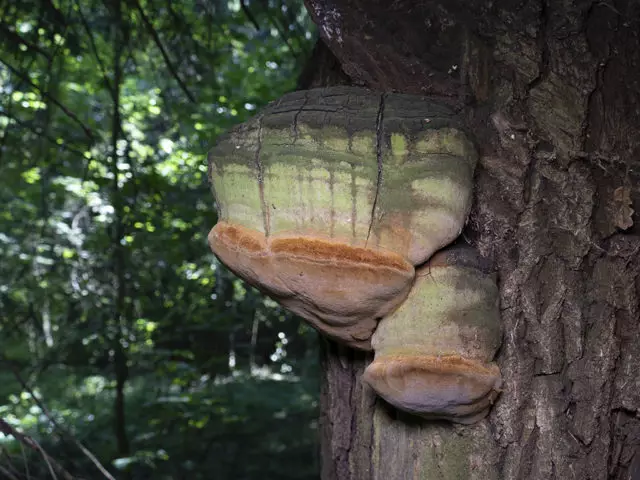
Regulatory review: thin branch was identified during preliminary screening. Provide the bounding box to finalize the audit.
[0,49,40,165]
[73,0,116,101]
[6,361,116,480]
[241,0,261,31]
[279,0,306,40]
[0,463,21,480]
[258,0,299,57]
[0,418,76,480]
[0,23,52,60]
[0,109,93,160]
[133,0,196,103]
[41,0,70,30]
[0,57,94,140]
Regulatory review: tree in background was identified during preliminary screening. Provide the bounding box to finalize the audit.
[0,1,318,478]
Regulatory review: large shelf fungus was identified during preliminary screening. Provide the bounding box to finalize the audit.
[207,86,502,422]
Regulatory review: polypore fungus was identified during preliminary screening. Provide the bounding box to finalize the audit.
[362,245,502,424]
[207,86,502,423]
[207,87,478,349]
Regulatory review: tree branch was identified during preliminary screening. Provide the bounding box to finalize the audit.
[0,57,94,140]
[0,463,20,480]
[73,0,117,102]
[0,23,52,60]
[0,109,93,160]
[241,0,261,31]
[4,359,116,480]
[258,0,299,57]
[133,0,196,103]
[0,417,76,480]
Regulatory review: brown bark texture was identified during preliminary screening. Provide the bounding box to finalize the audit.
[303,1,640,479]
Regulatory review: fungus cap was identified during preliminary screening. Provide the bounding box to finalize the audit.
[209,222,414,349]
[208,87,477,349]
[362,245,503,423]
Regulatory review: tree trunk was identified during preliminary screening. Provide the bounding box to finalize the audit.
[304,1,640,479]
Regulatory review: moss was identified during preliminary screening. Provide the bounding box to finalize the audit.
[414,128,475,158]
[422,432,472,480]
[372,265,500,360]
[390,133,408,160]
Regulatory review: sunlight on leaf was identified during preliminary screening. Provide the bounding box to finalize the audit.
[21,167,41,184]
[159,138,174,154]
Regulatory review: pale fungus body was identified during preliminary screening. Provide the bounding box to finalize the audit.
[207,86,502,422]
[362,246,502,424]
[210,222,414,348]
[208,87,477,349]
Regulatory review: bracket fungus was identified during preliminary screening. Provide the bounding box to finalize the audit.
[207,86,502,422]
[362,245,502,424]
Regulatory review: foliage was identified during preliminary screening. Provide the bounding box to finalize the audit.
[0,0,318,478]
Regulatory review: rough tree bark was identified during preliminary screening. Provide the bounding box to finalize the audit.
[301,1,640,479]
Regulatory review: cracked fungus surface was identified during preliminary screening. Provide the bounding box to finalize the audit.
[207,86,478,349]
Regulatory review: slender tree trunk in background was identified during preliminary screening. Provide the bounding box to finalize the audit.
[110,0,131,473]
[302,1,640,479]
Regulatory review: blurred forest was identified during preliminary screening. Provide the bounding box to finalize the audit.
[0,0,319,478]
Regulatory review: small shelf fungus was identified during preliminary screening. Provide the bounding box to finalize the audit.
[207,86,502,422]
[362,245,502,424]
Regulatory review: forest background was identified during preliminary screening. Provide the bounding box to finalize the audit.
[0,0,319,478]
